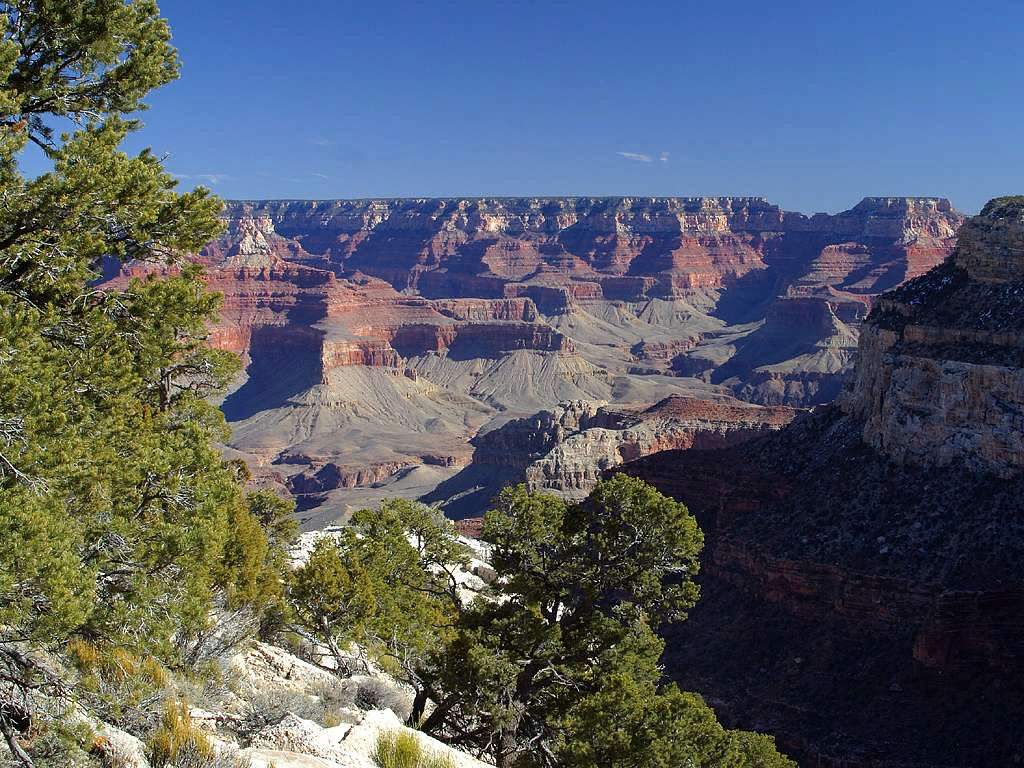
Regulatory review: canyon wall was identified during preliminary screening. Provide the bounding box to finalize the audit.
[842,197,1024,477]
[618,197,1024,767]
[212,196,960,304]
[109,196,962,521]
[197,196,961,412]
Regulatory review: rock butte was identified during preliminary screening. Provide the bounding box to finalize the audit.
[111,195,962,520]
[619,197,1024,767]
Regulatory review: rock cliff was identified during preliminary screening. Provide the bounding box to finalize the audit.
[440,396,796,506]
[617,197,1024,767]
[842,196,1024,477]
[109,196,961,519]
[214,196,958,301]
[520,396,796,499]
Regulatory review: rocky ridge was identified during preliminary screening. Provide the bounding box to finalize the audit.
[482,395,796,499]
[618,197,1024,766]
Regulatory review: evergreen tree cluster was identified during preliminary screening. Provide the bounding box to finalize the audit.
[0,1,294,761]
[0,2,794,767]
[290,478,793,768]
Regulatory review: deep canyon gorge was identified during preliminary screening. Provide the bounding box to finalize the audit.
[111,195,962,524]
[103,194,1024,766]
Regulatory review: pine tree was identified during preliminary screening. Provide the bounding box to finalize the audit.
[417,476,794,768]
[0,2,290,762]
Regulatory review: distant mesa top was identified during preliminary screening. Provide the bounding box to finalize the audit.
[202,195,962,303]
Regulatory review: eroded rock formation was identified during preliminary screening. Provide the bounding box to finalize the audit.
[452,396,794,501]
[618,197,1024,767]
[520,396,796,498]
[109,196,961,520]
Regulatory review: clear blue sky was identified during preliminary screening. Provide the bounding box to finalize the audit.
[115,0,1022,213]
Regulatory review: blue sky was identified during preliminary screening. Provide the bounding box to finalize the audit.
[109,0,1023,213]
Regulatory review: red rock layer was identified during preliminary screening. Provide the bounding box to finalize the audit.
[207,197,963,304]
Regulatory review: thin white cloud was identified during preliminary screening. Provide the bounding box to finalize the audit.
[197,173,232,185]
[617,151,653,163]
[171,173,191,179]
[659,151,670,164]
[309,137,332,147]
[312,172,329,180]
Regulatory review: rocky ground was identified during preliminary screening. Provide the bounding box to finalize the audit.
[82,640,490,768]
[3,532,495,768]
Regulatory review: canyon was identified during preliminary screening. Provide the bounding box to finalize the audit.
[619,197,1024,766]
[114,196,962,523]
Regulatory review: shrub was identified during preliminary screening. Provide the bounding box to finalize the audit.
[146,698,252,768]
[353,677,413,722]
[21,717,96,768]
[242,688,330,732]
[372,730,454,768]
[67,639,170,731]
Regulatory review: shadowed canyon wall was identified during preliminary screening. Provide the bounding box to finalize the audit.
[619,197,1024,767]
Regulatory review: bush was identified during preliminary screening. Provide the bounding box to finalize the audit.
[242,686,350,733]
[147,699,213,768]
[146,699,252,768]
[20,717,96,768]
[372,730,454,768]
[353,677,414,722]
[68,639,170,732]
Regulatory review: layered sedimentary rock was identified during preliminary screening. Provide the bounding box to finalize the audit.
[214,196,959,303]
[618,197,1024,767]
[518,396,796,498]
[842,198,1024,477]
[106,196,961,519]
[464,396,794,499]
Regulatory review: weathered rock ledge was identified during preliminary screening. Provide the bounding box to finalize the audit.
[842,197,1024,478]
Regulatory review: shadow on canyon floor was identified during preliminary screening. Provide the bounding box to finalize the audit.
[221,326,326,423]
[419,463,521,519]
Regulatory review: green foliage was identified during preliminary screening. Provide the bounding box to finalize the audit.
[147,698,256,768]
[290,535,379,662]
[288,499,467,683]
[18,716,96,768]
[247,489,300,551]
[372,730,454,768]
[419,476,792,768]
[66,637,170,731]
[0,1,294,762]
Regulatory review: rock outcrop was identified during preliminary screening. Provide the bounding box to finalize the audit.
[842,196,1024,477]
[417,396,795,515]
[520,396,796,498]
[617,197,1024,767]
[224,642,489,768]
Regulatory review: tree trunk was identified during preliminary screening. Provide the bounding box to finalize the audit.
[495,725,520,768]
[409,688,429,727]
[0,712,33,768]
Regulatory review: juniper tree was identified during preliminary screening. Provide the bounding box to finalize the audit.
[289,499,468,682]
[0,2,289,762]
[417,475,793,768]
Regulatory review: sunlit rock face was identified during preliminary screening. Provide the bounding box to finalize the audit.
[106,196,962,521]
[843,196,1024,477]
[208,196,961,302]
